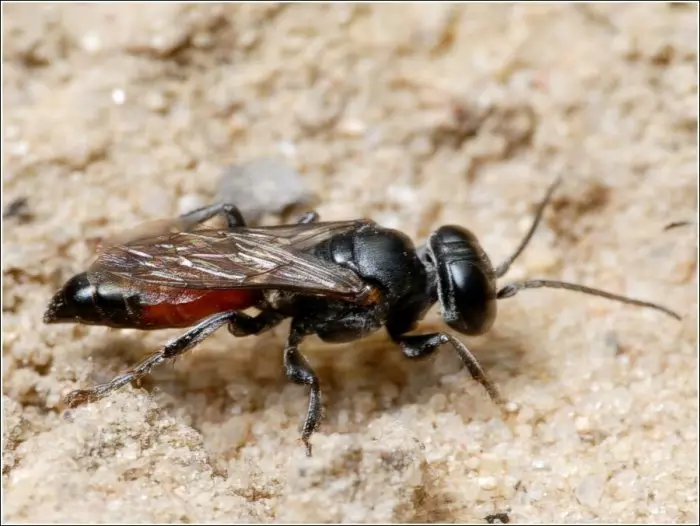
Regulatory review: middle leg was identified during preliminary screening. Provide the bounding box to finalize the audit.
[226,310,286,337]
[283,325,322,456]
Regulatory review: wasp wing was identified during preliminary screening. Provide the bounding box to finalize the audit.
[89,220,374,301]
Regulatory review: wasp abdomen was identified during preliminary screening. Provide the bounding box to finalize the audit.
[44,272,261,330]
[138,288,260,329]
[44,272,142,328]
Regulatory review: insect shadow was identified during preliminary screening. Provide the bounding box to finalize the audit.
[171,322,528,440]
[81,318,529,442]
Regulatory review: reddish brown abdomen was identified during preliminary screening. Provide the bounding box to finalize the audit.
[139,287,261,329]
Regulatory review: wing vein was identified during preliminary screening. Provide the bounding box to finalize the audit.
[89,220,374,302]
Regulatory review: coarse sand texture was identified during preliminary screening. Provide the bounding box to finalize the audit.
[3,4,698,523]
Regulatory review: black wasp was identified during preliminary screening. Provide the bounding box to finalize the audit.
[44,178,681,455]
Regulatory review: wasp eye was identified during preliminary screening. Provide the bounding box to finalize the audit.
[429,226,497,336]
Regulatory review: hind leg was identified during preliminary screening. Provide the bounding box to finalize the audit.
[64,311,239,407]
[93,203,248,251]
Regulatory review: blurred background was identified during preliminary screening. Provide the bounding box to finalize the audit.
[3,3,698,523]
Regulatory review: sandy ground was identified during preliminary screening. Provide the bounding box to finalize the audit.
[2,3,698,523]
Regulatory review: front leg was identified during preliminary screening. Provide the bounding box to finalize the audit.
[283,325,322,457]
[393,332,503,405]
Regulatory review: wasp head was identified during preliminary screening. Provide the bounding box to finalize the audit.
[424,225,498,336]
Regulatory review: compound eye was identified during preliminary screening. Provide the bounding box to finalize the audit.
[447,259,497,335]
[430,226,497,336]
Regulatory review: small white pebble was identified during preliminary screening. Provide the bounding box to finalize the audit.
[277,140,298,159]
[337,117,367,137]
[8,141,28,157]
[575,416,591,433]
[517,215,534,233]
[478,476,498,490]
[144,91,168,112]
[150,35,167,50]
[387,185,418,205]
[81,32,101,53]
[425,450,445,463]
[111,89,126,105]
[238,30,258,49]
[504,401,520,413]
[616,354,630,366]
[532,459,548,470]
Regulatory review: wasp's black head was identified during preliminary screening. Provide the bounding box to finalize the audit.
[426,225,498,336]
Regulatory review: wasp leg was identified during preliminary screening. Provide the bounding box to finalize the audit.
[226,310,286,337]
[182,205,317,231]
[183,204,319,230]
[494,176,562,278]
[63,311,237,408]
[296,211,320,224]
[177,202,246,230]
[393,332,503,405]
[97,203,247,250]
[284,327,322,457]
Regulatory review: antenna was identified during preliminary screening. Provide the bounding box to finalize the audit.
[497,280,681,320]
[493,177,682,321]
[495,176,562,278]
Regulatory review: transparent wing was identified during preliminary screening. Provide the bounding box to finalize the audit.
[89,220,374,300]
